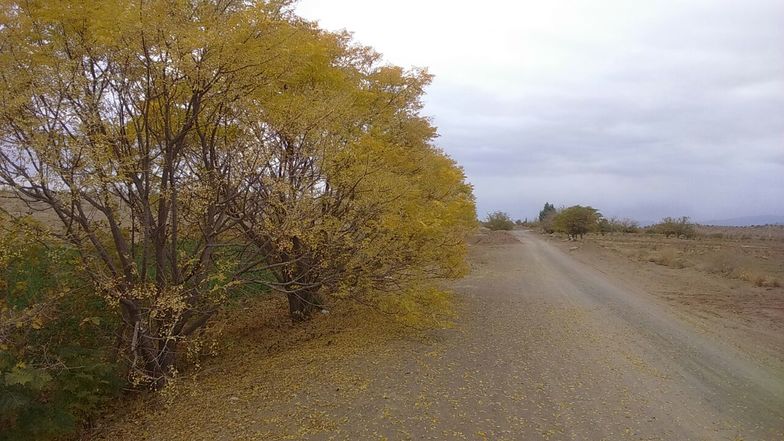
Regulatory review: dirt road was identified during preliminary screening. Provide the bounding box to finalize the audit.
[328,230,784,440]
[444,230,784,440]
[98,230,784,440]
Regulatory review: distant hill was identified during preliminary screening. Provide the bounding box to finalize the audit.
[700,215,784,227]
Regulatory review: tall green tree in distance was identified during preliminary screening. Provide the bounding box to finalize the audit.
[539,202,556,222]
[538,202,558,233]
[553,206,601,240]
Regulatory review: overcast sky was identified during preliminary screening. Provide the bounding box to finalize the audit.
[296,0,784,223]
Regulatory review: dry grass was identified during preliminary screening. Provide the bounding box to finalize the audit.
[646,247,689,269]
[591,231,783,289]
[696,224,784,241]
[695,250,780,287]
[566,230,784,351]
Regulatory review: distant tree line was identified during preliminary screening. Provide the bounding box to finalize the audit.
[526,203,698,240]
[481,203,700,241]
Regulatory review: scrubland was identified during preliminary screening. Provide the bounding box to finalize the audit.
[544,225,784,367]
[596,226,784,288]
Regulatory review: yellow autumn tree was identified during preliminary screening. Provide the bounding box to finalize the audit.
[232,34,476,320]
[0,0,476,394]
[0,0,315,387]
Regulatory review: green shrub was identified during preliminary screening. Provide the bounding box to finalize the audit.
[1,227,122,441]
[538,203,556,223]
[651,216,696,239]
[552,206,600,239]
[598,217,640,234]
[483,211,515,231]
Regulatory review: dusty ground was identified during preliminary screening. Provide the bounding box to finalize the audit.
[551,232,784,365]
[91,230,784,440]
[586,231,784,287]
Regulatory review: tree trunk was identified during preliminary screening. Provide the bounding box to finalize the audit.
[133,328,175,390]
[286,291,320,322]
[121,299,180,389]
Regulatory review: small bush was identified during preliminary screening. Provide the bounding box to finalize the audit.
[699,251,739,274]
[651,216,697,239]
[483,211,515,231]
[734,270,780,288]
[647,247,688,268]
[540,212,557,234]
[696,250,780,287]
[618,219,640,233]
[1,223,122,441]
[599,217,640,234]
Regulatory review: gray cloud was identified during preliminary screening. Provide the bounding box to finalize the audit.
[298,0,784,222]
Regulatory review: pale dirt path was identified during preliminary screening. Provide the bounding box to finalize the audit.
[313,231,784,440]
[95,231,784,440]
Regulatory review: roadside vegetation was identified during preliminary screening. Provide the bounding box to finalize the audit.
[529,203,782,289]
[483,211,515,231]
[649,216,697,239]
[608,233,783,288]
[552,205,600,240]
[0,1,476,439]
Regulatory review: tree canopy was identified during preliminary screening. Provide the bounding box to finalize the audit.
[539,202,556,222]
[552,206,601,239]
[0,1,475,434]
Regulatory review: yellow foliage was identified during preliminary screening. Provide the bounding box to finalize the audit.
[374,285,457,329]
[0,0,477,392]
